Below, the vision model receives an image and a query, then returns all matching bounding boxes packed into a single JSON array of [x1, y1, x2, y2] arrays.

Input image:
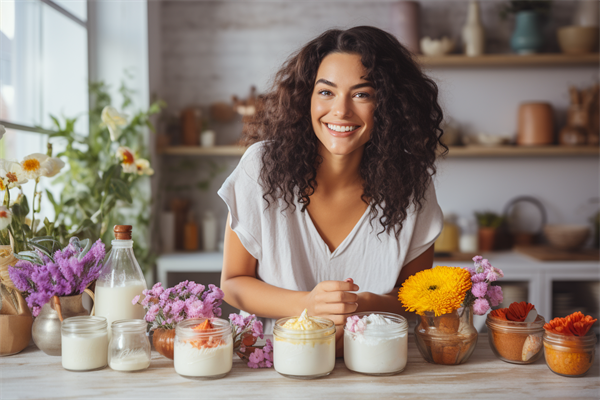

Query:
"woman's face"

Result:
[[311, 52, 376, 157]]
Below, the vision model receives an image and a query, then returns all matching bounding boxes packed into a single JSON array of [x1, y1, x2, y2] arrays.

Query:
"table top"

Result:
[[2, 334, 599, 400]]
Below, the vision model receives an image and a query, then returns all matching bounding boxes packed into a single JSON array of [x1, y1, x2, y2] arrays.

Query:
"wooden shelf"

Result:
[[417, 53, 599, 67], [444, 145, 600, 157], [163, 145, 599, 158]]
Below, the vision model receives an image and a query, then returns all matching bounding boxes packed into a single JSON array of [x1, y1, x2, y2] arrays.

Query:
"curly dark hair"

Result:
[[244, 26, 445, 237]]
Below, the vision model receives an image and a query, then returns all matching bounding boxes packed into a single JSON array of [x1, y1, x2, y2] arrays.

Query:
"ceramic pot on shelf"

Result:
[[32, 290, 95, 356], [414, 306, 478, 365], [478, 227, 496, 252], [511, 11, 544, 54], [153, 327, 175, 360], [517, 102, 554, 146]]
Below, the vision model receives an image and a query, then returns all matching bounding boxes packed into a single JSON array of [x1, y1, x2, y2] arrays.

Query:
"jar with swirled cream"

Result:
[[273, 310, 336, 379], [344, 312, 408, 375]]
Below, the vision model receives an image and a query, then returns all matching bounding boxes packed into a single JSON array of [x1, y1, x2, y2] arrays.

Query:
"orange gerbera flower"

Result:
[[544, 311, 597, 336]]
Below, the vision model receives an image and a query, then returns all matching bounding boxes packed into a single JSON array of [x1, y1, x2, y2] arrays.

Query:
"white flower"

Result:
[[101, 106, 128, 141], [0, 124, 5, 140], [0, 159, 28, 189], [0, 206, 11, 230], [134, 158, 154, 176], [19, 154, 65, 180], [116, 146, 137, 173]]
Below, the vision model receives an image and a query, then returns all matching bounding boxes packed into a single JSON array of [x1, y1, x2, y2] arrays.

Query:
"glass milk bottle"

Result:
[[95, 225, 147, 336]]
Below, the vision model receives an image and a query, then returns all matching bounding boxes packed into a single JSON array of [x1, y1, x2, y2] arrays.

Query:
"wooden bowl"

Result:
[[557, 26, 599, 55], [544, 224, 591, 251]]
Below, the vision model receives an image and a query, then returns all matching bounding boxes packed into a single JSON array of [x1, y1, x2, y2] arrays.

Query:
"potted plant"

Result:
[[500, 0, 552, 54], [475, 211, 504, 252]]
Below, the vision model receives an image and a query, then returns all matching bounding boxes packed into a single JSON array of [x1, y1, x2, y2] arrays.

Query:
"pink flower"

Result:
[[486, 267, 504, 282], [473, 298, 490, 315], [472, 255, 483, 263], [471, 282, 488, 298], [248, 348, 264, 369], [486, 285, 503, 307], [131, 295, 140, 305], [471, 273, 486, 283]]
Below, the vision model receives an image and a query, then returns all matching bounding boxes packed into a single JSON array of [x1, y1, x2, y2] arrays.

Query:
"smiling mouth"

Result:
[[325, 123, 360, 133]]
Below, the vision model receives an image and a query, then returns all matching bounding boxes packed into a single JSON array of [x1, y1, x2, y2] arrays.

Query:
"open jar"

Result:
[[273, 316, 336, 379], [486, 313, 545, 364], [109, 319, 151, 372], [174, 318, 233, 379], [543, 331, 596, 377], [344, 312, 408, 375], [61, 316, 108, 372]]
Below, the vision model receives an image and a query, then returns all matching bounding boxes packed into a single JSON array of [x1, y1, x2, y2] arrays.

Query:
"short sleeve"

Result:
[[217, 143, 266, 261], [403, 179, 444, 265]]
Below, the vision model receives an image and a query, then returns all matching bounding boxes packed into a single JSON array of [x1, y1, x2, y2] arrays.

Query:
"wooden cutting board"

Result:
[[515, 245, 600, 261]]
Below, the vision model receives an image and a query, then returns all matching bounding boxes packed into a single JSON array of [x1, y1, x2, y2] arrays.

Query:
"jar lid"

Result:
[[112, 319, 147, 333], [114, 225, 132, 240], [62, 316, 108, 334]]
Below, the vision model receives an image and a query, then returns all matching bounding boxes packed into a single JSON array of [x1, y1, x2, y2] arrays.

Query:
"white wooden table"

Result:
[[2, 334, 598, 399]]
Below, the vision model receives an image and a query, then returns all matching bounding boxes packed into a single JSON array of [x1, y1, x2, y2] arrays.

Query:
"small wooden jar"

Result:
[[517, 102, 554, 145]]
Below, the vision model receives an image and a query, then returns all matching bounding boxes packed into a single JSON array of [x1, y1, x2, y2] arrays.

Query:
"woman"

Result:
[[218, 26, 445, 352]]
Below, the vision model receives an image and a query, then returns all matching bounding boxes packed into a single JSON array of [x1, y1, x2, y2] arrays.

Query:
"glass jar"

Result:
[[95, 225, 147, 337], [486, 313, 545, 364], [174, 318, 233, 379], [109, 319, 151, 372], [543, 331, 596, 377], [414, 306, 478, 365], [273, 316, 336, 379], [344, 312, 408, 375], [61, 316, 108, 371]]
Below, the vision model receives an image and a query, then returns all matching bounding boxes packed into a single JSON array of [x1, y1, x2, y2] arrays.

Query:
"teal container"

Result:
[[510, 11, 544, 54]]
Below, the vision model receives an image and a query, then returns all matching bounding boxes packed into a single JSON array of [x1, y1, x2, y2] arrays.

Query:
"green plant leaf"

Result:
[[110, 179, 132, 203], [14, 251, 44, 265]]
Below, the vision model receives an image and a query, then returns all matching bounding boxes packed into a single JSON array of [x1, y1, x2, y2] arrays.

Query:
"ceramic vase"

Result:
[[511, 11, 544, 54], [517, 102, 554, 146], [390, 1, 420, 54], [478, 227, 496, 252], [462, 0, 485, 56], [153, 327, 175, 359], [414, 307, 478, 365], [32, 291, 94, 356]]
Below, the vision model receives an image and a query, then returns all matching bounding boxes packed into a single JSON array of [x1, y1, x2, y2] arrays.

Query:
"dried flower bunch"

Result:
[[133, 281, 224, 330], [8, 237, 105, 316], [398, 256, 504, 316], [229, 313, 273, 369], [490, 302, 535, 322], [544, 312, 597, 336]]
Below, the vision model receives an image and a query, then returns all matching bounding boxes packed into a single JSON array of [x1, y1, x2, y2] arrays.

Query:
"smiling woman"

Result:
[[218, 26, 445, 357]]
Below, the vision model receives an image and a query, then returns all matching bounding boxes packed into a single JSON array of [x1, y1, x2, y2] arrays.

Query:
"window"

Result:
[[0, 0, 88, 160]]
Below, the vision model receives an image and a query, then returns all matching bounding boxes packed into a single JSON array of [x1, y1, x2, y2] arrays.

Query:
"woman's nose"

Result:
[[332, 96, 353, 118]]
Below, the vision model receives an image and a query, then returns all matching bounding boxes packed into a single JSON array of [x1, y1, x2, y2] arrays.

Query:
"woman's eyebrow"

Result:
[[315, 79, 374, 90]]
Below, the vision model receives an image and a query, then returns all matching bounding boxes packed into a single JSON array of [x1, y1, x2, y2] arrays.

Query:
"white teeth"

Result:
[[326, 123, 358, 132]]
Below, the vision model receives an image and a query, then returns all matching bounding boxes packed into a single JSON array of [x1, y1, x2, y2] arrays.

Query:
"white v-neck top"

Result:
[[218, 142, 443, 333]]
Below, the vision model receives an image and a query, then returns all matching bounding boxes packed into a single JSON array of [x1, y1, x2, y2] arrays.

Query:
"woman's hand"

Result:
[[302, 279, 359, 326]]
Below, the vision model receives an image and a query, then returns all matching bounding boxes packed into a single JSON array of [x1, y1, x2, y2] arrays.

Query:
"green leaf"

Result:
[[14, 251, 44, 265], [27, 241, 54, 262], [46, 190, 57, 207], [110, 179, 132, 203]]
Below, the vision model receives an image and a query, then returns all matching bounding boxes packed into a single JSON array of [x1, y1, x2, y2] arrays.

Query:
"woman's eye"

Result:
[[354, 92, 370, 99], [318, 90, 332, 96]]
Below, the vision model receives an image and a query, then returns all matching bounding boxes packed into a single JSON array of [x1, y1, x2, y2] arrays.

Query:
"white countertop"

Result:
[[2, 334, 599, 399]]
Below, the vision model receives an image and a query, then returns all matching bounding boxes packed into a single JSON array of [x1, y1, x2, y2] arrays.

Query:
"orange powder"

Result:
[[544, 342, 593, 376]]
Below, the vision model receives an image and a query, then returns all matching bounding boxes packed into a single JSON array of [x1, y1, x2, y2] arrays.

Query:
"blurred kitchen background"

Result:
[[1, 0, 599, 331]]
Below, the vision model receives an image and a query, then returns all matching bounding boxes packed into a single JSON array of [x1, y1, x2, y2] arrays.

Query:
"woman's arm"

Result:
[[355, 245, 435, 317], [220, 213, 359, 325]]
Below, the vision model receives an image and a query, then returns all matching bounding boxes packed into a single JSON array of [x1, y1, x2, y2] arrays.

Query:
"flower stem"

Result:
[[31, 178, 39, 237]]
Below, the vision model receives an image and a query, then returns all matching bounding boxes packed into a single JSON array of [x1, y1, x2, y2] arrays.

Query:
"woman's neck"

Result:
[[315, 144, 365, 195]]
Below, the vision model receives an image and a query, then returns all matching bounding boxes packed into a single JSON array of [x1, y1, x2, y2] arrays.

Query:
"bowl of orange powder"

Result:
[[542, 312, 597, 377], [486, 301, 545, 364]]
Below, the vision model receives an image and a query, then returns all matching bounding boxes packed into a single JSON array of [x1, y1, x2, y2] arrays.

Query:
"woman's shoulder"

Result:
[[237, 141, 268, 182]]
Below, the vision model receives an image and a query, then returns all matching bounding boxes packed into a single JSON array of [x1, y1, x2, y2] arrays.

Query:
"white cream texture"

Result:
[[274, 309, 335, 377], [344, 314, 407, 374], [95, 283, 145, 335], [174, 340, 233, 378], [62, 333, 108, 371], [109, 350, 151, 372]]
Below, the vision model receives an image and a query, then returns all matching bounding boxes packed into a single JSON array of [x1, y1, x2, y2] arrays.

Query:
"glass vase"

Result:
[[414, 306, 478, 365]]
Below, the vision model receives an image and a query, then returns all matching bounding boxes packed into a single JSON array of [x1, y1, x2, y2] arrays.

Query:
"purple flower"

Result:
[[251, 320, 264, 339], [465, 267, 476, 276], [471, 282, 488, 298], [486, 285, 503, 307], [473, 298, 490, 315], [471, 273, 486, 284], [481, 259, 492, 269], [248, 348, 264, 369], [132, 295, 140, 305], [472, 255, 483, 263], [485, 266, 504, 282], [229, 313, 245, 329]]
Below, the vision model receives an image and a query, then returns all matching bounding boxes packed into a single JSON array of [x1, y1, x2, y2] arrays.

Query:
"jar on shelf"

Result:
[[174, 318, 233, 379], [414, 306, 478, 365], [486, 313, 545, 364], [109, 319, 151, 372], [273, 316, 336, 379], [543, 332, 596, 377], [61, 316, 108, 372], [344, 312, 408, 375]]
